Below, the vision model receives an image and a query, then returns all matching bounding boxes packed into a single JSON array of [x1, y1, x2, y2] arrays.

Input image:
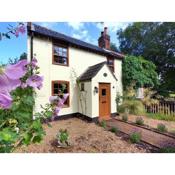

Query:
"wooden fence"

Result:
[[145, 101, 175, 116]]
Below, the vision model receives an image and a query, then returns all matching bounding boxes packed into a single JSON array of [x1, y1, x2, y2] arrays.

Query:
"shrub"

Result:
[[110, 127, 119, 134], [160, 147, 175, 153], [56, 129, 69, 145], [122, 113, 128, 122], [129, 132, 141, 143], [157, 123, 167, 132], [135, 117, 144, 125], [118, 99, 145, 115], [99, 120, 106, 129]]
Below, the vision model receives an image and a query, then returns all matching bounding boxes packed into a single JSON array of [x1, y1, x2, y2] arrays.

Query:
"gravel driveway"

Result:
[[16, 118, 148, 153]]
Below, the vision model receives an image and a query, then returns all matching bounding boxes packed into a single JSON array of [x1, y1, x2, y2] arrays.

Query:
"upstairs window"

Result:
[[107, 57, 114, 72], [53, 44, 68, 66], [52, 81, 70, 107]]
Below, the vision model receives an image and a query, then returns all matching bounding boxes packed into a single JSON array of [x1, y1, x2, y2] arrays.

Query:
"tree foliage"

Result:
[[122, 55, 159, 89], [117, 22, 175, 94]]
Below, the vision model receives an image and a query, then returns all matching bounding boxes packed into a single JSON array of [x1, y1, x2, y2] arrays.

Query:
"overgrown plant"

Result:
[[122, 113, 128, 122], [99, 120, 107, 129], [0, 58, 69, 152], [129, 131, 141, 143], [71, 69, 87, 115], [56, 129, 70, 147], [135, 117, 144, 125], [110, 127, 119, 134], [141, 88, 158, 107], [157, 123, 167, 132]]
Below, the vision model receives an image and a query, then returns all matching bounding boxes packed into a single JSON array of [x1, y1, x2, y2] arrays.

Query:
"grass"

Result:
[[160, 147, 175, 153], [146, 113, 175, 122], [118, 99, 145, 115]]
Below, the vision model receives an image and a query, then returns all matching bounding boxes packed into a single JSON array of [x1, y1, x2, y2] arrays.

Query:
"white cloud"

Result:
[[95, 22, 130, 33], [72, 29, 88, 38], [67, 22, 84, 30], [37, 22, 58, 29]]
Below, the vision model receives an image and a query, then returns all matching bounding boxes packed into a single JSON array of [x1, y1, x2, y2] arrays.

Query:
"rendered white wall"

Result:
[[28, 36, 123, 117]]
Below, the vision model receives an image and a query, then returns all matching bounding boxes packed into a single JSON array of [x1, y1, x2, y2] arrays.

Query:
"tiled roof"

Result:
[[78, 62, 118, 81], [28, 23, 124, 59]]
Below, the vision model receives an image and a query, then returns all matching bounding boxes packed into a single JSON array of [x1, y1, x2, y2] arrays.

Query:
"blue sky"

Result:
[[0, 22, 27, 64], [0, 22, 130, 64]]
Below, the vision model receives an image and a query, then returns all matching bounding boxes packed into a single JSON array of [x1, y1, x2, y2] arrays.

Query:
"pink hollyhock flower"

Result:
[[5, 59, 28, 79], [0, 92, 12, 109], [57, 93, 69, 107], [49, 96, 58, 103], [15, 25, 26, 37], [26, 75, 43, 89], [31, 58, 38, 68], [0, 60, 28, 93], [0, 74, 21, 93], [49, 93, 69, 120]]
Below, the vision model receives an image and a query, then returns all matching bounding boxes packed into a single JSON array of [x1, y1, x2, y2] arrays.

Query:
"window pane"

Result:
[[54, 46, 59, 55], [102, 89, 106, 96]]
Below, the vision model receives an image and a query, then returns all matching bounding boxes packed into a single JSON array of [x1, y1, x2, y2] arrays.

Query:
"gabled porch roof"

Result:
[[78, 62, 118, 82]]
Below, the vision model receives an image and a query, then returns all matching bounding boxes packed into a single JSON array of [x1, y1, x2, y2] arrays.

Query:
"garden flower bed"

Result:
[[116, 114, 175, 134], [16, 118, 151, 153]]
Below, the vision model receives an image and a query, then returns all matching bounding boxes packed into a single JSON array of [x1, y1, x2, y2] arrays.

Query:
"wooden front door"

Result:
[[99, 83, 111, 120]]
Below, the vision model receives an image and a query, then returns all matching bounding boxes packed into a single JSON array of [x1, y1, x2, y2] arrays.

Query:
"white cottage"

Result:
[[27, 23, 124, 122]]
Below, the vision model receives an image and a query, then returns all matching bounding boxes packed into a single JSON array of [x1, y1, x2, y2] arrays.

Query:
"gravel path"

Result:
[[16, 118, 148, 153], [117, 114, 175, 133], [107, 119, 175, 148]]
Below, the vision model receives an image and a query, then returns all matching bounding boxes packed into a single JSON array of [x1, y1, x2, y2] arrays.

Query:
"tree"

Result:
[[117, 22, 175, 95], [122, 55, 159, 90], [110, 42, 119, 52]]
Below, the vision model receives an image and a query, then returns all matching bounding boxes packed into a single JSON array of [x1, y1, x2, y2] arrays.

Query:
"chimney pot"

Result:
[[98, 27, 110, 49], [104, 27, 108, 35]]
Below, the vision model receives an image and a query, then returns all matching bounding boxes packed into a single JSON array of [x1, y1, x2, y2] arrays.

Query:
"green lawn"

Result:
[[146, 113, 175, 122]]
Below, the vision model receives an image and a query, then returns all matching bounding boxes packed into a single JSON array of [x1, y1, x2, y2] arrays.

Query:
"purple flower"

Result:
[[31, 58, 38, 68], [5, 59, 28, 79], [15, 25, 26, 37], [0, 60, 28, 93], [26, 75, 43, 89], [57, 93, 69, 107], [0, 92, 12, 109], [0, 74, 21, 93], [49, 96, 58, 103]]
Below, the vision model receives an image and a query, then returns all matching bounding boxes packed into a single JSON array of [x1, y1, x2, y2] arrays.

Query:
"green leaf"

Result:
[[23, 133, 32, 145]]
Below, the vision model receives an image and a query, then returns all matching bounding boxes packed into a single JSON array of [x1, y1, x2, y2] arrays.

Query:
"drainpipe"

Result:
[[27, 22, 35, 119], [27, 22, 34, 62]]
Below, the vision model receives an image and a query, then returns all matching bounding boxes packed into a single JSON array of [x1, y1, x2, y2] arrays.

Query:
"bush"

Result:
[[129, 132, 141, 143], [157, 123, 167, 132], [99, 120, 106, 129], [135, 117, 144, 125], [110, 127, 119, 134], [122, 114, 128, 122], [118, 100, 145, 115]]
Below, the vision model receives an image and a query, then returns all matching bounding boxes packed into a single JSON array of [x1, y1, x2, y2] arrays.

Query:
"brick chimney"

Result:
[[98, 27, 110, 49]]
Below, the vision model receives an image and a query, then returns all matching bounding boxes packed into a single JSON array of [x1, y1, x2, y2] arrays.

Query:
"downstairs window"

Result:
[[52, 81, 70, 107]]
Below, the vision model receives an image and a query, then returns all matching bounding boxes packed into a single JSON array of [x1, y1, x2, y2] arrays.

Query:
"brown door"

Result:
[[99, 83, 111, 120]]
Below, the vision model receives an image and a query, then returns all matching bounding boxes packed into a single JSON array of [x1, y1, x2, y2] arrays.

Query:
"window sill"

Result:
[[52, 62, 69, 67]]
